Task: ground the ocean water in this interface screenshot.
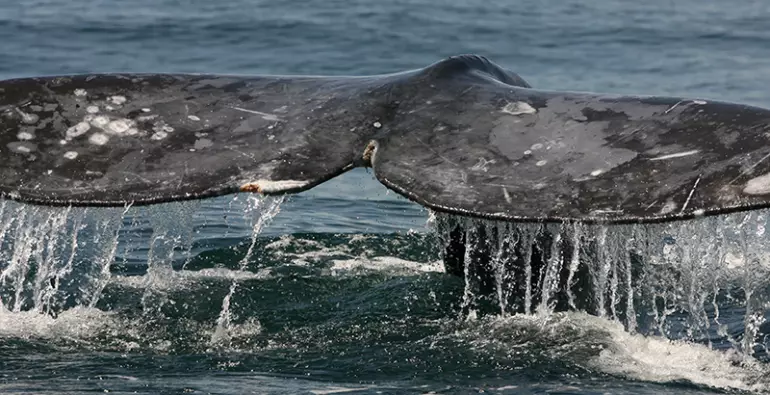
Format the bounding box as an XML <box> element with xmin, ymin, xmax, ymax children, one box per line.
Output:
<box><xmin>2</xmin><ymin>1</ymin><xmax>770</xmax><ymax>394</ymax></box>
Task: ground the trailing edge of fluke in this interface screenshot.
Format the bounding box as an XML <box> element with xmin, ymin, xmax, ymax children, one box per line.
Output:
<box><xmin>2</xmin><ymin>54</ymin><xmax>770</xmax><ymax>224</ymax></box>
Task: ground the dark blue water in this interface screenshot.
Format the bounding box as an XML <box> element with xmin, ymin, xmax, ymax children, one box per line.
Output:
<box><xmin>2</xmin><ymin>1</ymin><xmax>770</xmax><ymax>393</ymax></box>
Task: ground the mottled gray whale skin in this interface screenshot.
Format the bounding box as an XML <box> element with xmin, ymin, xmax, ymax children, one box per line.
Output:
<box><xmin>3</xmin><ymin>54</ymin><xmax>770</xmax><ymax>224</ymax></box>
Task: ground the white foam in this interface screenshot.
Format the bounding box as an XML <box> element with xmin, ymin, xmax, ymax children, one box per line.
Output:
<box><xmin>0</xmin><ymin>305</ymin><xmax>116</xmax><ymax>341</ymax></box>
<box><xmin>330</xmin><ymin>256</ymin><xmax>444</xmax><ymax>275</ymax></box>
<box><xmin>587</xmin><ymin>317</ymin><xmax>769</xmax><ymax>392</ymax></box>
<box><xmin>452</xmin><ymin>312</ymin><xmax>769</xmax><ymax>393</ymax></box>
<box><xmin>264</xmin><ymin>234</ymin><xmax>323</xmax><ymax>250</ymax></box>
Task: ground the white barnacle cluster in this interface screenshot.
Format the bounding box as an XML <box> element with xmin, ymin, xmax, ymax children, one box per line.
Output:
<box><xmin>4</xmin><ymin>106</ymin><xmax>43</xmax><ymax>155</ymax></box>
<box><xmin>64</xmin><ymin>91</ymin><xmax>140</xmax><ymax>151</ymax></box>
<box><xmin>62</xmin><ymin>89</ymin><xmax>199</xmax><ymax>155</ymax></box>
<box><xmin>151</xmin><ymin>121</ymin><xmax>175</xmax><ymax>140</ymax></box>
<box><xmin>501</xmin><ymin>101</ymin><xmax>537</xmax><ymax>116</ymax></box>
<box><xmin>524</xmin><ymin>142</ymin><xmax>548</xmax><ymax>167</ymax></box>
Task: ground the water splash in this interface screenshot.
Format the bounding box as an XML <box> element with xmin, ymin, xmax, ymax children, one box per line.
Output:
<box><xmin>0</xmin><ymin>202</ymin><xmax>126</xmax><ymax>315</ymax></box>
<box><xmin>433</xmin><ymin>211</ymin><xmax>770</xmax><ymax>358</ymax></box>
<box><xmin>210</xmin><ymin>195</ymin><xmax>284</xmax><ymax>347</ymax></box>
<box><xmin>444</xmin><ymin>311</ymin><xmax>770</xmax><ymax>393</ymax></box>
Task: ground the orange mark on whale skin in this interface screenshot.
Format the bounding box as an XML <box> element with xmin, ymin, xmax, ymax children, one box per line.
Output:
<box><xmin>362</xmin><ymin>140</ymin><xmax>378</xmax><ymax>166</ymax></box>
<box><xmin>239</xmin><ymin>182</ymin><xmax>263</xmax><ymax>193</ymax></box>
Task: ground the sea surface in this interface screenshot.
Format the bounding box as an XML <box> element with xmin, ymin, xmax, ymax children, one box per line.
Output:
<box><xmin>2</xmin><ymin>1</ymin><xmax>770</xmax><ymax>394</ymax></box>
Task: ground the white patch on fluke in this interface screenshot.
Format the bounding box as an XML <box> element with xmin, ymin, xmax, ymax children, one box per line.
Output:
<box><xmin>153</xmin><ymin>123</ymin><xmax>174</xmax><ymax>134</ymax></box>
<box><xmin>680</xmin><ymin>175</ymin><xmax>701</xmax><ymax>213</ymax></box>
<box><xmin>649</xmin><ymin>150</ymin><xmax>700</xmax><ymax>161</ymax></box>
<box><xmin>16</xmin><ymin>132</ymin><xmax>34</xmax><ymax>141</ymax></box>
<box><xmin>109</xmin><ymin>95</ymin><xmax>127</xmax><ymax>105</ymax></box>
<box><xmin>693</xmin><ymin>209</ymin><xmax>706</xmax><ymax>216</ymax></box>
<box><xmin>743</xmin><ymin>172</ymin><xmax>770</xmax><ymax>195</ymax></box>
<box><xmin>11</xmin><ymin>144</ymin><xmax>31</xmax><ymax>153</ymax></box>
<box><xmin>14</xmin><ymin>108</ymin><xmax>39</xmax><ymax>124</ymax></box>
<box><xmin>104</xmin><ymin>119</ymin><xmax>136</xmax><ymax>136</ymax></box>
<box><xmin>151</xmin><ymin>131</ymin><xmax>168</xmax><ymax>140</ymax></box>
<box><xmin>63</xmin><ymin>151</ymin><xmax>78</xmax><ymax>160</ymax></box>
<box><xmin>664</xmin><ymin>100</ymin><xmax>684</xmax><ymax>114</ymax></box>
<box><xmin>471</xmin><ymin>158</ymin><xmax>494</xmax><ymax>172</ymax></box>
<box><xmin>502</xmin><ymin>101</ymin><xmax>537</xmax><ymax>115</ymax></box>
<box><xmin>590</xmin><ymin>209</ymin><xmax>624</xmax><ymax>215</ymax></box>
<box><xmin>88</xmin><ymin>133</ymin><xmax>109</xmax><ymax>145</ymax></box>
<box><xmin>502</xmin><ymin>187</ymin><xmax>512</xmax><ymax>204</ymax></box>
<box><xmin>90</xmin><ymin>115</ymin><xmax>110</xmax><ymax>128</ymax></box>
<box><xmin>231</xmin><ymin>106</ymin><xmax>282</xmax><ymax>121</ymax></box>
<box><xmin>658</xmin><ymin>199</ymin><xmax>677</xmax><ymax>215</ymax></box>
<box><xmin>136</xmin><ymin>114</ymin><xmax>158</xmax><ymax>122</ymax></box>
<box><xmin>66</xmin><ymin>122</ymin><xmax>91</xmax><ymax>139</ymax></box>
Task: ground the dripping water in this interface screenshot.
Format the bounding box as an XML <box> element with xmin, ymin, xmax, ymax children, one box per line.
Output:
<box><xmin>0</xmin><ymin>195</ymin><xmax>284</xmax><ymax>330</ymax></box>
<box><xmin>432</xmin><ymin>211</ymin><xmax>770</xmax><ymax>358</ymax></box>
<box><xmin>0</xmin><ymin>202</ymin><xmax>124</xmax><ymax>315</ymax></box>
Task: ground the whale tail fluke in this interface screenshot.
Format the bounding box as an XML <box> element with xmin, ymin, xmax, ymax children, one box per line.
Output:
<box><xmin>3</xmin><ymin>55</ymin><xmax>770</xmax><ymax>224</ymax></box>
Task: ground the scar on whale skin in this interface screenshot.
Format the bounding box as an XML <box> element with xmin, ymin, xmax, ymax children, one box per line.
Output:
<box><xmin>240</xmin><ymin>179</ymin><xmax>310</xmax><ymax>193</ymax></box>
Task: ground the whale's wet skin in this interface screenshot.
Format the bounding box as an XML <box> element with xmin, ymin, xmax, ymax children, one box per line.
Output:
<box><xmin>5</xmin><ymin>0</ymin><xmax>770</xmax><ymax>393</ymax></box>
<box><xmin>0</xmin><ymin>170</ymin><xmax>769</xmax><ymax>394</ymax></box>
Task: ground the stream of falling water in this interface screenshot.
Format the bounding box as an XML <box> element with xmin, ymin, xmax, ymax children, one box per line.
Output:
<box><xmin>209</xmin><ymin>195</ymin><xmax>283</xmax><ymax>346</ymax></box>
<box><xmin>0</xmin><ymin>201</ymin><xmax>126</xmax><ymax>315</ymax></box>
<box><xmin>433</xmin><ymin>211</ymin><xmax>770</xmax><ymax>358</ymax></box>
<box><xmin>0</xmin><ymin>196</ymin><xmax>284</xmax><ymax>340</ymax></box>
<box><xmin>2</xmin><ymin>194</ymin><xmax>769</xmax><ymax>364</ymax></box>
